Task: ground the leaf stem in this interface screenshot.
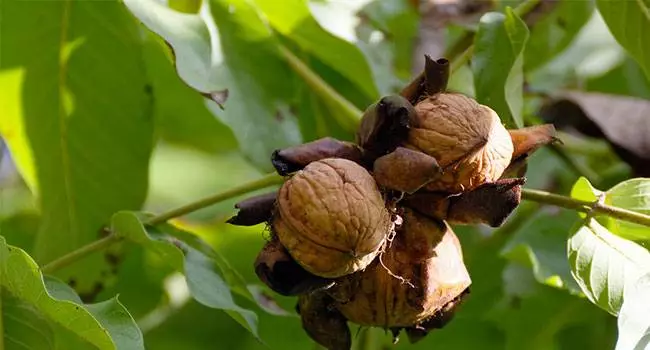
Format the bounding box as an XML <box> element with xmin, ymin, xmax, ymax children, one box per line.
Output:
<box><xmin>147</xmin><ymin>172</ymin><xmax>284</xmax><ymax>225</ymax></box>
<box><xmin>278</xmin><ymin>45</ymin><xmax>363</xmax><ymax>130</ymax></box>
<box><xmin>41</xmin><ymin>234</ymin><xmax>119</xmax><ymax>274</ymax></box>
<box><xmin>41</xmin><ymin>173</ymin><xmax>284</xmax><ymax>274</ymax></box>
<box><xmin>521</xmin><ymin>188</ymin><xmax>650</xmax><ymax>227</ymax></box>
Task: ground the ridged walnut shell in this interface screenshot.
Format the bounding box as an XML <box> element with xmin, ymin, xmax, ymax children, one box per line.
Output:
<box><xmin>407</xmin><ymin>93</ymin><xmax>514</xmax><ymax>193</ymax></box>
<box><xmin>329</xmin><ymin>208</ymin><xmax>471</xmax><ymax>327</ymax></box>
<box><xmin>273</xmin><ymin>158</ymin><xmax>392</xmax><ymax>278</ymax></box>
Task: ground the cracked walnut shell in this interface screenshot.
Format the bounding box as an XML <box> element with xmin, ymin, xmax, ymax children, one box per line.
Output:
<box><xmin>273</xmin><ymin>158</ymin><xmax>392</xmax><ymax>278</ymax></box>
<box><xmin>407</xmin><ymin>93</ymin><xmax>514</xmax><ymax>193</ymax></box>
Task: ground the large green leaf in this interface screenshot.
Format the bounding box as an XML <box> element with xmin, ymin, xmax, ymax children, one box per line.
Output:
<box><xmin>472</xmin><ymin>8</ymin><xmax>529</xmax><ymax>128</ymax></box>
<box><xmin>254</xmin><ymin>0</ymin><xmax>378</xmax><ymax>99</ymax></box>
<box><xmin>597</xmin><ymin>0</ymin><xmax>650</xmax><ymax>80</ymax></box>
<box><xmin>524</xmin><ymin>0</ymin><xmax>593</xmax><ymax>71</ymax></box>
<box><xmin>110</xmin><ymin>211</ymin><xmax>260</xmax><ymax>339</ymax></box>
<box><xmin>0</xmin><ymin>236</ymin><xmax>144</xmax><ymax>349</ymax></box>
<box><xmin>0</xmin><ymin>0</ymin><xmax>153</xmax><ymax>291</ymax></box>
<box><xmin>124</xmin><ymin>0</ymin><xmax>301</xmax><ymax>169</ymax></box>
<box><xmin>616</xmin><ymin>274</ymin><xmax>650</xmax><ymax>350</ymax></box>
<box><xmin>567</xmin><ymin>218</ymin><xmax>650</xmax><ymax>316</ymax></box>
<box><xmin>604</xmin><ymin>178</ymin><xmax>650</xmax><ymax>241</ymax></box>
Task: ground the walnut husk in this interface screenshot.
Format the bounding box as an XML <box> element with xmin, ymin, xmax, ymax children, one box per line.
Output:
<box><xmin>329</xmin><ymin>208</ymin><xmax>471</xmax><ymax>328</ymax></box>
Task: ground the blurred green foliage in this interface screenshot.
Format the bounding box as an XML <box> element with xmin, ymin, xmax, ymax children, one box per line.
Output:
<box><xmin>1</xmin><ymin>0</ymin><xmax>650</xmax><ymax>349</ymax></box>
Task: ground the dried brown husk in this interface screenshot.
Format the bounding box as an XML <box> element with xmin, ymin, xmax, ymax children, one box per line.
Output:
<box><xmin>254</xmin><ymin>237</ymin><xmax>334</xmax><ymax>296</ymax></box>
<box><xmin>329</xmin><ymin>208</ymin><xmax>471</xmax><ymax>328</ymax></box>
<box><xmin>297</xmin><ymin>292</ymin><xmax>351</xmax><ymax>350</ymax></box>
<box><xmin>273</xmin><ymin>158</ymin><xmax>392</xmax><ymax>278</ymax></box>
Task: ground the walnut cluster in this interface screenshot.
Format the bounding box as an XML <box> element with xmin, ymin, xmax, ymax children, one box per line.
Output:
<box><xmin>228</xmin><ymin>57</ymin><xmax>557</xmax><ymax>350</ymax></box>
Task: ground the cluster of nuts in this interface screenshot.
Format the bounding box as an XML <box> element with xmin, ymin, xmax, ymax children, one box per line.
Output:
<box><xmin>228</xmin><ymin>57</ymin><xmax>557</xmax><ymax>350</ymax></box>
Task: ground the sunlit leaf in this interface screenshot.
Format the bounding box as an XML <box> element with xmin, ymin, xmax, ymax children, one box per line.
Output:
<box><xmin>472</xmin><ymin>8</ymin><xmax>529</xmax><ymax>128</ymax></box>
<box><xmin>0</xmin><ymin>0</ymin><xmax>153</xmax><ymax>292</ymax></box>
<box><xmin>571</xmin><ymin>176</ymin><xmax>602</xmax><ymax>203</ymax></box>
<box><xmin>111</xmin><ymin>212</ymin><xmax>260</xmax><ymax>339</ymax></box>
<box><xmin>570</xmin><ymin>177</ymin><xmax>650</xmax><ymax>241</ymax></box>
<box><xmin>255</xmin><ymin>0</ymin><xmax>378</xmax><ymax>99</ymax></box>
<box><xmin>597</xmin><ymin>0</ymin><xmax>650</xmax><ymax>80</ymax></box>
<box><xmin>616</xmin><ymin>274</ymin><xmax>650</xmax><ymax>350</ymax></box>
<box><xmin>567</xmin><ymin>219</ymin><xmax>650</xmax><ymax>316</ymax></box>
<box><xmin>604</xmin><ymin>178</ymin><xmax>650</xmax><ymax>241</ymax></box>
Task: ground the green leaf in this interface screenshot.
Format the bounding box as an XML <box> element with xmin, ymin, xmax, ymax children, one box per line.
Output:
<box><xmin>571</xmin><ymin>176</ymin><xmax>602</xmax><ymax>203</ymax></box>
<box><xmin>124</xmin><ymin>0</ymin><xmax>301</xmax><ymax>169</ymax></box>
<box><xmin>305</xmin><ymin>0</ymin><xmax>418</xmax><ymax>95</ymax></box>
<box><xmin>597</xmin><ymin>0</ymin><xmax>650</xmax><ymax>80</ymax></box>
<box><xmin>3</xmin><ymin>291</ymin><xmax>56</xmax><ymax>350</ymax></box>
<box><xmin>156</xmin><ymin>222</ymin><xmax>292</xmax><ymax>317</ymax></box>
<box><xmin>0</xmin><ymin>0</ymin><xmax>154</xmax><ymax>292</ymax></box>
<box><xmin>616</xmin><ymin>274</ymin><xmax>650</xmax><ymax>350</ymax></box>
<box><xmin>472</xmin><ymin>8</ymin><xmax>529</xmax><ymax>128</ymax></box>
<box><xmin>567</xmin><ymin>219</ymin><xmax>650</xmax><ymax>316</ymax></box>
<box><xmin>254</xmin><ymin>0</ymin><xmax>378</xmax><ymax>99</ymax></box>
<box><xmin>524</xmin><ymin>0</ymin><xmax>593</xmax><ymax>71</ymax></box>
<box><xmin>491</xmin><ymin>270</ymin><xmax>614</xmax><ymax>350</ymax></box>
<box><xmin>85</xmin><ymin>299</ymin><xmax>144</xmax><ymax>350</ymax></box>
<box><xmin>111</xmin><ymin>212</ymin><xmax>260</xmax><ymax>339</ymax></box>
<box><xmin>571</xmin><ymin>177</ymin><xmax>650</xmax><ymax>241</ymax></box>
<box><xmin>0</xmin><ymin>236</ymin><xmax>113</xmax><ymax>348</ymax></box>
<box><xmin>45</xmin><ymin>277</ymin><xmax>145</xmax><ymax>349</ymax></box>
<box><xmin>142</xmin><ymin>32</ymin><xmax>238</xmax><ymax>152</ymax></box>
<box><xmin>604</xmin><ymin>178</ymin><xmax>650</xmax><ymax>241</ymax></box>
<box><xmin>501</xmin><ymin>209</ymin><xmax>582</xmax><ymax>294</ymax></box>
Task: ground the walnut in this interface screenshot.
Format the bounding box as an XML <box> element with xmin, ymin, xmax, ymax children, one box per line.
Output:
<box><xmin>273</xmin><ymin>158</ymin><xmax>393</xmax><ymax>278</ymax></box>
<box><xmin>329</xmin><ymin>208</ymin><xmax>471</xmax><ymax>328</ymax></box>
<box><xmin>406</xmin><ymin>93</ymin><xmax>514</xmax><ymax>193</ymax></box>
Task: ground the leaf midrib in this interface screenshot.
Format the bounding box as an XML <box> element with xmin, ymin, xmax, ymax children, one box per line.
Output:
<box><xmin>57</xmin><ymin>0</ymin><xmax>78</xmax><ymax>245</ymax></box>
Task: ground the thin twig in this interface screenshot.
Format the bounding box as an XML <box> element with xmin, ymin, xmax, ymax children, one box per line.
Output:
<box><xmin>41</xmin><ymin>234</ymin><xmax>119</xmax><ymax>274</ymax></box>
<box><xmin>147</xmin><ymin>173</ymin><xmax>283</xmax><ymax>225</ymax></box>
<box><xmin>521</xmin><ymin>188</ymin><xmax>650</xmax><ymax>227</ymax></box>
<box><xmin>41</xmin><ymin>173</ymin><xmax>284</xmax><ymax>274</ymax></box>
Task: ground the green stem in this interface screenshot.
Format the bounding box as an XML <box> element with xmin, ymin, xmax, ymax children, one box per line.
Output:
<box><xmin>521</xmin><ymin>188</ymin><xmax>650</xmax><ymax>227</ymax></box>
<box><xmin>147</xmin><ymin>172</ymin><xmax>284</xmax><ymax>225</ymax></box>
<box><xmin>514</xmin><ymin>0</ymin><xmax>542</xmax><ymax>17</ymax></box>
<box><xmin>279</xmin><ymin>45</ymin><xmax>362</xmax><ymax>129</ymax></box>
<box><xmin>40</xmin><ymin>173</ymin><xmax>284</xmax><ymax>274</ymax></box>
<box><xmin>41</xmin><ymin>234</ymin><xmax>119</xmax><ymax>274</ymax></box>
